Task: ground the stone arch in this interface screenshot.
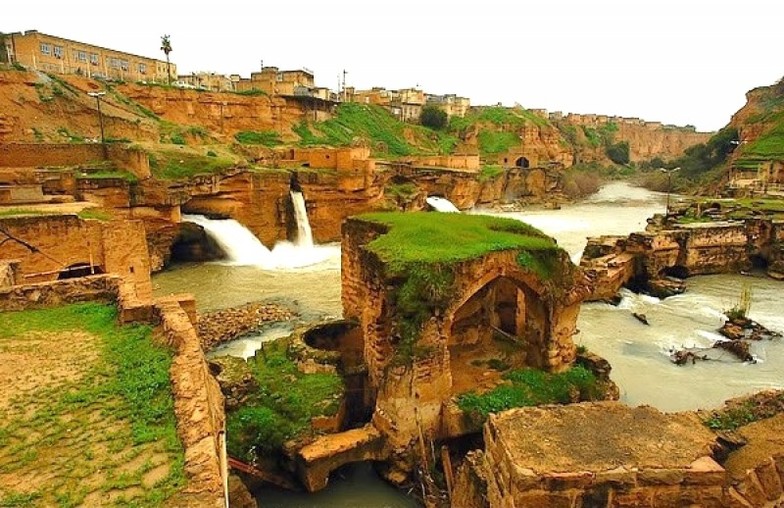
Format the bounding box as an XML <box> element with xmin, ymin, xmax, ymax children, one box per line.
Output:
<box><xmin>444</xmin><ymin>271</ymin><xmax>552</xmax><ymax>394</ymax></box>
<box><xmin>515</xmin><ymin>156</ymin><xmax>530</xmax><ymax>169</ymax></box>
<box><xmin>58</xmin><ymin>262</ymin><xmax>104</xmax><ymax>279</ymax></box>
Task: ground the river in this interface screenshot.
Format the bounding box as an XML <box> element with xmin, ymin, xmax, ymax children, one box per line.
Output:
<box><xmin>152</xmin><ymin>181</ymin><xmax>784</xmax><ymax>506</ymax></box>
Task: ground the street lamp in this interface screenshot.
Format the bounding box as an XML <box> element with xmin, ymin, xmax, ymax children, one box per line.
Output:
<box><xmin>659</xmin><ymin>167</ymin><xmax>680</xmax><ymax>216</ymax></box>
<box><xmin>87</xmin><ymin>91</ymin><xmax>107</xmax><ymax>159</ymax></box>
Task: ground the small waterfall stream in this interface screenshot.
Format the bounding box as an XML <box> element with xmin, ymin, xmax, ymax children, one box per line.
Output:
<box><xmin>182</xmin><ymin>214</ymin><xmax>273</xmax><ymax>266</ymax></box>
<box><xmin>425</xmin><ymin>195</ymin><xmax>460</xmax><ymax>213</ymax></box>
<box><xmin>290</xmin><ymin>190</ymin><xmax>314</xmax><ymax>247</ymax></box>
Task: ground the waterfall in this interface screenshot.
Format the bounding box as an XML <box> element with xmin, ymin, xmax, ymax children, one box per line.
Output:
<box><xmin>425</xmin><ymin>196</ymin><xmax>460</xmax><ymax>213</ymax></box>
<box><xmin>183</xmin><ymin>212</ymin><xmax>338</xmax><ymax>270</ymax></box>
<box><xmin>290</xmin><ymin>190</ymin><xmax>314</xmax><ymax>247</ymax></box>
<box><xmin>182</xmin><ymin>214</ymin><xmax>273</xmax><ymax>266</ymax></box>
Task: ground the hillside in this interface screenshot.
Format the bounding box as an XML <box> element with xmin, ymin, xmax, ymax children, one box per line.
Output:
<box><xmin>728</xmin><ymin>80</ymin><xmax>784</xmax><ymax>179</ymax></box>
<box><xmin>0</xmin><ymin>65</ymin><xmax>714</xmax><ymax>186</ymax></box>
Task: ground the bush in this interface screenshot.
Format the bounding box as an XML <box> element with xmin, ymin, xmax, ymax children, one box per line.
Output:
<box><xmin>420</xmin><ymin>105</ymin><xmax>448</xmax><ymax>130</ymax></box>
<box><xmin>605</xmin><ymin>141</ymin><xmax>630</xmax><ymax>165</ymax></box>
<box><xmin>234</xmin><ymin>130</ymin><xmax>282</xmax><ymax>146</ymax></box>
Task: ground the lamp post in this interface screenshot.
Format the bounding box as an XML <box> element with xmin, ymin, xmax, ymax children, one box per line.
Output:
<box><xmin>659</xmin><ymin>167</ymin><xmax>680</xmax><ymax>216</ymax></box>
<box><xmin>87</xmin><ymin>91</ymin><xmax>107</xmax><ymax>159</ymax></box>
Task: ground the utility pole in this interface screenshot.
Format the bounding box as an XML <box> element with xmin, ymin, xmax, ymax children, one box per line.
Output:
<box><xmin>342</xmin><ymin>69</ymin><xmax>348</xmax><ymax>102</ymax></box>
<box><xmin>88</xmin><ymin>91</ymin><xmax>107</xmax><ymax>159</ymax></box>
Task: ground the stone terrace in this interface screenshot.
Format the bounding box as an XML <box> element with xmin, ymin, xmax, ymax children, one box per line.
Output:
<box><xmin>478</xmin><ymin>402</ymin><xmax>725</xmax><ymax>507</ymax></box>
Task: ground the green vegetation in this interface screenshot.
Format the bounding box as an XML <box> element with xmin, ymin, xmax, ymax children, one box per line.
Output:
<box><xmin>294</xmin><ymin>103</ymin><xmax>415</xmax><ymax>156</ymax></box>
<box><xmin>420</xmin><ymin>105</ymin><xmax>448</xmax><ymax>130</ymax></box>
<box><xmin>226</xmin><ymin>338</ymin><xmax>344</xmax><ymax>460</ymax></box>
<box><xmin>743</xmin><ymin>110</ymin><xmax>784</xmax><ymax>158</ymax></box>
<box><xmin>704</xmin><ymin>391</ymin><xmax>784</xmax><ymax>431</ymax></box>
<box><xmin>605</xmin><ymin>141</ymin><xmax>630</xmax><ymax>165</ymax></box>
<box><xmin>234</xmin><ymin>88</ymin><xmax>268</xmax><ymax>96</ymax></box>
<box><xmin>0</xmin><ymin>303</ymin><xmax>185</xmax><ymax>505</ymax></box>
<box><xmin>450</xmin><ymin>106</ymin><xmax>549</xmax><ymax>132</ymax></box>
<box><xmin>76</xmin><ymin>169</ymin><xmax>139</xmax><ymax>182</ymax></box>
<box><xmin>457</xmin><ymin>366</ymin><xmax>601</xmax><ymax>417</ymax></box>
<box><xmin>57</xmin><ymin>127</ymin><xmax>85</xmax><ymax>143</ymax></box>
<box><xmin>148</xmin><ymin>149</ymin><xmax>236</xmax><ymax>180</ymax></box>
<box><xmin>358</xmin><ymin>212</ymin><xmax>562</xmax><ymax>365</ymax></box>
<box><xmin>0</xmin><ymin>208</ymin><xmax>51</xmax><ymax>218</ymax></box>
<box><xmin>385</xmin><ymin>182</ymin><xmax>419</xmax><ymax>201</ymax></box>
<box><xmin>477</xmin><ymin>130</ymin><xmax>520</xmax><ymax>154</ymax></box>
<box><xmin>77</xmin><ymin>208</ymin><xmax>113</xmax><ymax>221</ymax></box>
<box><xmin>359</xmin><ymin>212</ymin><xmax>557</xmax><ymax>271</ymax></box>
<box><xmin>725</xmin><ymin>283</ymin><xmax>752</xmax><ymax>321</ymax></box>
<box><xmin>234</xmin><ymin>130</ymin><xmax>282</xmax><ymax>146</ymax></box>
<box><xmin>479</xmin><ymin>164</ymin><xmax>505</xmax><ymax>182</ymax></box>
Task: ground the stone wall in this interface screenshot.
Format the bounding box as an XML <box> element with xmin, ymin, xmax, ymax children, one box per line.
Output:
<box><xmin>0</xmin><ymin>274</ymin><xmax>122</xmax><ymax>311</ymax></box>
<box><xmin>0</xmin><ymin>143</ymin><xmax>150</xmax><ymax>179</ymax></box>
<box><xmin>0</xmin><ymin>214</ymin><xmax>152</xmax><ymax>300</ymax></box>
<box><xmin>154</xmin><ymin>296</ymin><xmax>227</xmax><ymax>507</ymax></box>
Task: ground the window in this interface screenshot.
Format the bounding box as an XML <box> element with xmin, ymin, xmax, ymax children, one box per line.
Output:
<box><xmin>77</xmin><ymin>51</ymin><xmax>87</xmax><ymax>62</ymax></box>
<box><xmin>90</xmin><ymin>53</ymin><xmax>99</xmax><ymax>65</ymax></box>
<box><xmin>53</xmin><ymin>46</ymin><xmax>63</xmax><ymax>58</ymax></box>
<box><xmin>120</xmin><ymin>60</ymin><xmax>129</xmax><ymax>71</ymax></box>
<box><xmin>40</xmin><ymin>43</ymin><xmax>51</xmax><ymax>55</ymax></box>
<box><xmin>109</xmin><ymin>58</ymin><xmax>121</xmax><ymax>69</ymax></box>
<box><xmin>138</xmin><ymin>63</ymin><xmax>147</xmax><ymax>74</ymax></box>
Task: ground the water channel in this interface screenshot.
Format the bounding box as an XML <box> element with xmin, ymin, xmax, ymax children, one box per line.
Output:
<box><xmin>152</xmin><ymin>181</ymin><xmax>784</xmax><ymax>506</ymax></box>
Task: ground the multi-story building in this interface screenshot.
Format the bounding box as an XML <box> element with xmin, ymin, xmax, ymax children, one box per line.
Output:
<box><xmin>3</xmin><ymin>30</ymin><xmax>175</xmax><ymax>83</ymax></box>
<box><xmin>176</xmin><ymin>71</ymin><xmax>235</xmax><ymax>92</ymax></box>
<box><xmin>425</xmin><ymin>93</ymin><xmax>470</xmax><ymax>118</ymax></box>
<box><xmin>350</xmin><ymin>87</ymin><xmax>426</xmax><ymax>122</ymax></box>
<box><xmin>235</xmin><ymin>66</ymin><xmax>316</xmax><ymax>96</ymax></box>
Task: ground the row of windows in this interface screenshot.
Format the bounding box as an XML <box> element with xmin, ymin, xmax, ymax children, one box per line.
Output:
<box><xmin>39</xmin><ymin>42</ymin><xmax>148</xmax><ymax>73</ymax></box>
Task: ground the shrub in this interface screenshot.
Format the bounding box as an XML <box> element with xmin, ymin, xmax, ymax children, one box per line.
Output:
<box><xmin>420</xmin><ymin>105</ymin><xmax>448</xmax><ymax>130</ymax></box>
<box><xmin>605</xmin><ymin>141</ymin><xmax>630</xmax><ymax>165</ymax></box>
<box><xmin>234</xmin><ymin>130</ymin><xmax>282</xmax><ymax>147</ymax></box>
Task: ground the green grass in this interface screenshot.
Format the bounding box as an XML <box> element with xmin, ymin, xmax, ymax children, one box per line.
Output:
<box><xmin>0</xmin><ymin>209</ymin><xmax>51</xmax><ymax>218</ymax></box>
<box><xmin>456</xmin><ymin>366</ymin><xmax>601</xmax><ymax>417</ymax></box>
<box><xmin>479</xmin><ymin>164</ymin><xmax>505</xmax><ymax>182</ymax></box>
<box><xmin>742</xmin><ymin>111</ymin><xmax>784</xmax><ymax>157</ymax></box>
<box><xmin>450</xmin><ymin>106</ymin><xmax>549</xmax><ymax>131</ymax></box>
<box><xmin>234</xmin><ymin>130</ymin><xmax>282</xmax><ymax>146</ymax></box>
<box><xmin>233</xmin><ymin>88</ymin><xmax>268</xmax><ymax>96</ymax></box>
<box><xmin>358</xmin><ymin>212</ymin><xmax>557</xmax><ymax>272</ymax></box>
<box><xmin>77</xmin><ymin>208</ymin><xmax>112</xmax><ymax>221</ymax></box>
<box><xmin>76</xmin><ymin>169</ymin><xmax>139</xmax><ymax>182</ymax></box>
<box><xmin>148</xmin><ymin>149</ymin><xmax>236</xmax><ymax>180</ymax></box>
<box><xmin>477</xmin><ymin>131</ymin><xmax>520</xmax><ymax>154</ymax></box>
<box><xmin>0</xmin><ymin>303</ymin><xmax>185</xmax><ymax>505</ymax></box>
<box><xmin>226</xmin><ymin>338</ymin><xmax>344</xmax><ymax>461</ymax></box>
<box><xmin>294</xmin><ymin>103</ymin><xmax>415</xmax><ymax>157</ymax></box>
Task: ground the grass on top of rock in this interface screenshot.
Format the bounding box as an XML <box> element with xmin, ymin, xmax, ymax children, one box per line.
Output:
<box><xmin>226</xmin><ymin>338</ymin><xmax>344</xmax><ymax>461</ymax></box>
<box><xmin>456</xmin><ymin>366</ymin><xmax>602</xmax><ymax>418</ymax></box>
<box><xmin>148</xmin><ymin>147</ymin><xmax>237</xmax><ymax>180</ymax></box>
<box><xmin>0</xmin><ymin>303</ymin><xmax>184</xmax><ymax>506</ymax></box>
<box><xmin>358</xmin><ymin>212</ymin><xmax>558</xmax><ymax>272</ymax></box>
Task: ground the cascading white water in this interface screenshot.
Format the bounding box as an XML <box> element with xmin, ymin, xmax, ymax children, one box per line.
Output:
<box><xmin>183</xmin><ymin>207</ymin><xmax>338</xmax><ymax>270</ymax></box>
<box><xmin>425</xmin><ymin>195</ymin><xmax>460</xmax><ymax>213</ymax></box>
<box><xmin>183</xmin><ymin>214</ymin><xmax>273</xmax><ymax>266</ymax></box>
<box><xmin>290</xmin><ymin>190</ymin><xmax>314</xmax><ymax>247</ymax></box>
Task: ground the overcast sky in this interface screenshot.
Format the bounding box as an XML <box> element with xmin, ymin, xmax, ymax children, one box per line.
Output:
<box><xmin>5</xmin><ymin>0</ymin><xmax>782</xmax><ymax>132</ymax></box>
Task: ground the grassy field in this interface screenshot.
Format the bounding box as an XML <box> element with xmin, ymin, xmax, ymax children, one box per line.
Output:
<box><xmin>0</xmin><ymin>303</ymin><xmax>184</xmax><ymax>507</ymax></box>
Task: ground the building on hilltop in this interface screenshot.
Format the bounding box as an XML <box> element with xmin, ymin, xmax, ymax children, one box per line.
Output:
<box><xmin>176</xmin><ymin>71</ymin><xmax>235</xmax><ymax>92</ymax></box>
<box><xmin>425</xmin><ymin>93</ymin><xmax>470</xmax><ymax>118</ymax></box>
<box><xmin>348</xmin><ymin>87</ymin><xmax>426</xmax><ymax>123</ymax></box>
<box><xmin>3</xmin><ymin>30</ymin><xmax>175</xmax><ymax>83</ymax></box>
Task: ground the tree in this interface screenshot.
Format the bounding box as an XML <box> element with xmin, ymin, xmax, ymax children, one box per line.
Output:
<box><xmin>605</xmin><ymin>141</ymin><xmax>630</xmax><ymax>165</ymax></box>
<box><xmin>420</xmin><ymin>105</ymin><xmax>448</xmax><ymax>130</ymax></box>
<box><xmin>160</xmin><ymin>35</ymin><xmax>172</xmax><ymax>85</ymax></box>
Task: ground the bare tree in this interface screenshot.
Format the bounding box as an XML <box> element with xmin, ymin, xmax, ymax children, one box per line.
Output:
<box><xmin>160</xmin><ymin>35</ymin><xmax>172</xmax><ymax>85</ymax></box>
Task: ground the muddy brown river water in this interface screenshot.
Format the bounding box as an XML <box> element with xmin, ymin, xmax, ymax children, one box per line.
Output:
<box><xmin>153</xmin><ymin>182</ymin><xmax>784</xmax><ymax>506</ymax></box>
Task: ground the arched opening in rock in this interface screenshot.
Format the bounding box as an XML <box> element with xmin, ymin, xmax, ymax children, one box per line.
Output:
<box><xmin>58</xmin><ymin>262</ymin><xmax>104</xmax><ymax>279</ymax></box>
<box><xmin>169</xmin><ymin>222</ymin><xmax>227</xmax><ymax>263</ymax></box>
<box><xmin>448</xmin><ymin>276</ymin><xmax>548</xmax><ymax>395</ymax></box>
<box><xmin>661</xmin><ymin>265</ymin><xmax>689</xmax><ymax>279</ymax></box>
<box><xmin>515</xmin><ymin>157</ymin><xmax>530</xmax><ymax>169</ymax></box>
<box><xmin>303</xmin><ymin>321</ymin><xmax>372</xmax><ymax>427</ymax></box>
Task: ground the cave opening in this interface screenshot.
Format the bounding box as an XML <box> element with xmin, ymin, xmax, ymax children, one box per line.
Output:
<box><xmin>58</xmin><ymin>262</ymin><xmax>104</xmax><ymax>279</ymax></box>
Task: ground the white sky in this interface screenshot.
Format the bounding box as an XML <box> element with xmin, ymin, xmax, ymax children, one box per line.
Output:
<box><xmin>5</xmin><ymin>0</ymin><xmax>782</xmax><ymax>132</ymax></box>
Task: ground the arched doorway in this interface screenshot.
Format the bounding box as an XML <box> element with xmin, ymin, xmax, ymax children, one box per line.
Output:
<box><xmin>515</xmin><ymin>157</ymin><xmax>530</xmax><ymax>169</ymax></box>
<box><xmin>447</xmin><ymin>276</ymin><xmax>549</xmax><ymax>394</ymax></box>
